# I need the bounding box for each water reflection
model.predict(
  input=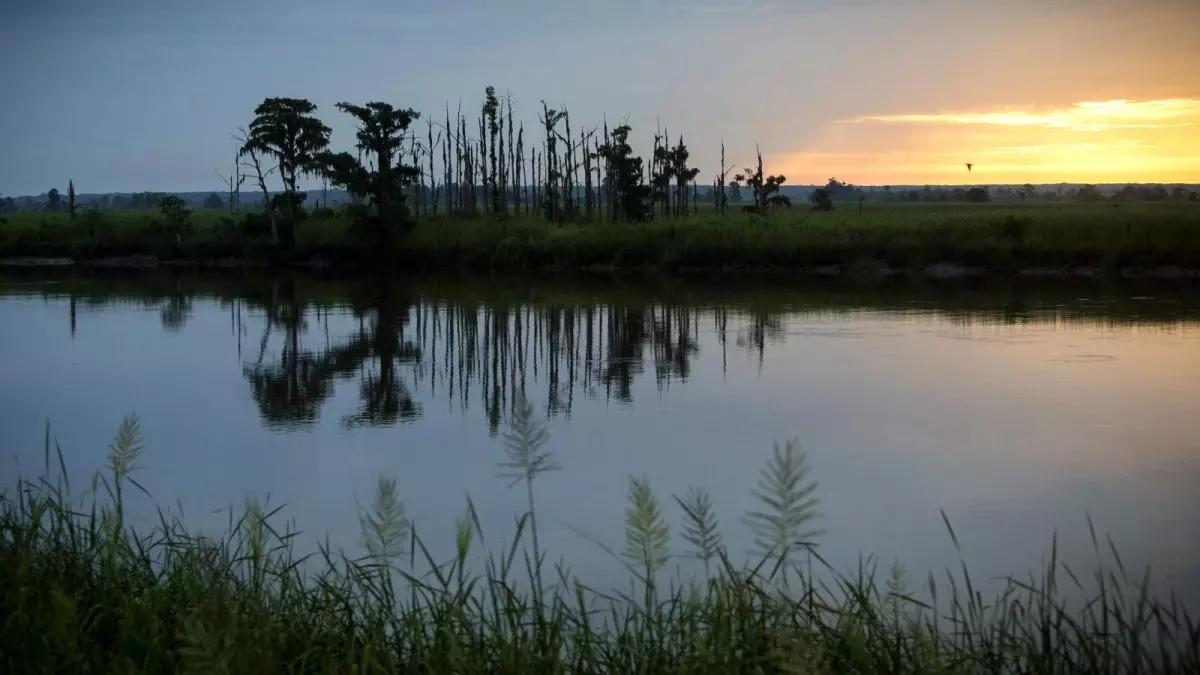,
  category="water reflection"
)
[4,271,1199,436]
[240,279,422,429]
